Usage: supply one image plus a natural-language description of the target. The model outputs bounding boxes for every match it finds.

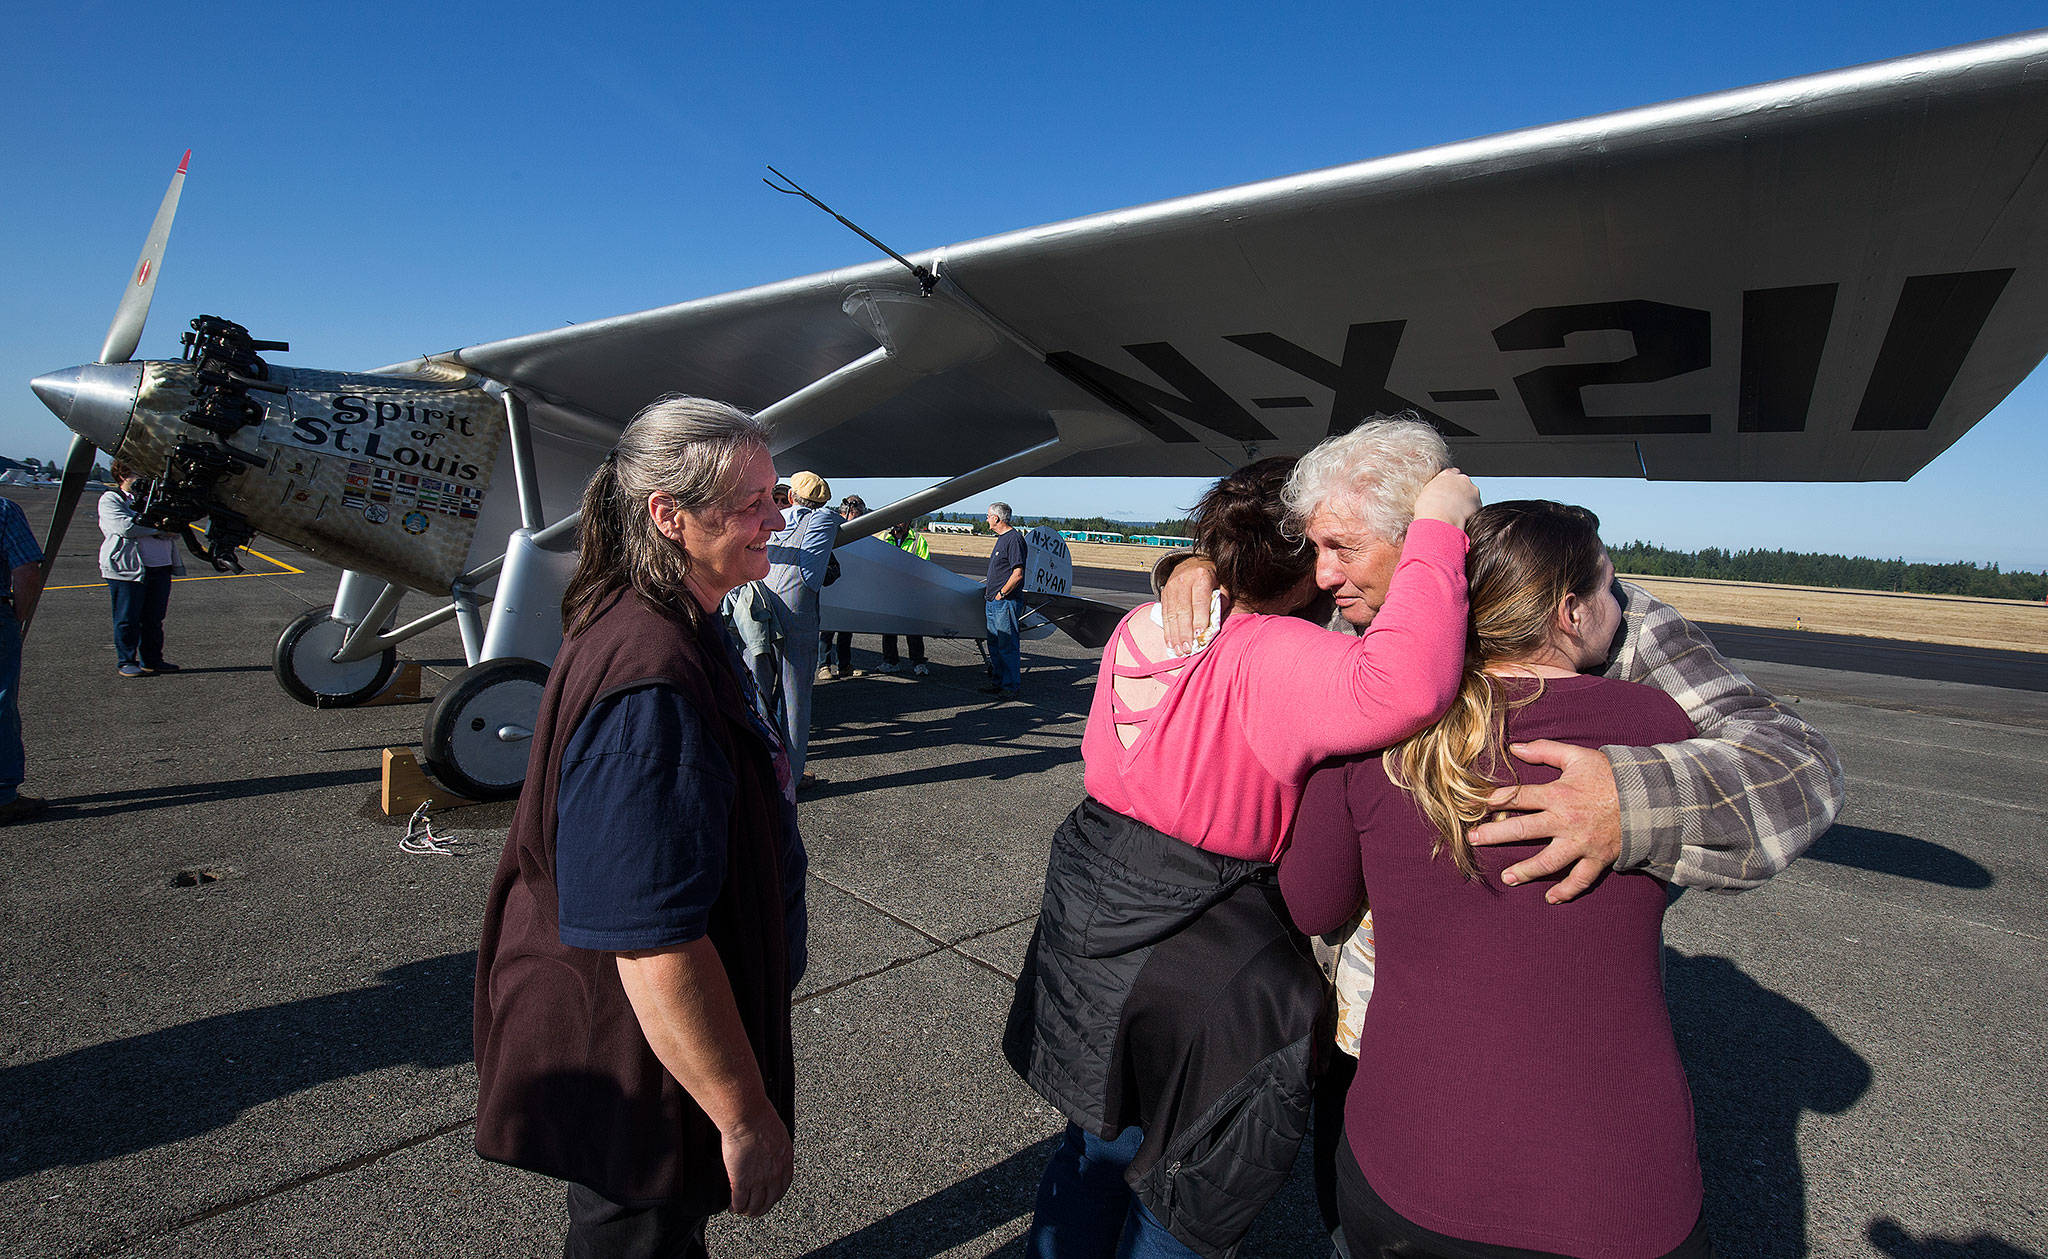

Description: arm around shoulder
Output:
[1239,519,1470,774]
[1330,518,1471,733]
[1606,586,1846,890]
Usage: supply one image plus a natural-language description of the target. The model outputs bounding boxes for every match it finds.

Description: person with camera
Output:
[99,461,184,678]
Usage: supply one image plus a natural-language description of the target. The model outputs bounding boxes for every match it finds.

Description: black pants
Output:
[1334,1136,1712,1259]
[564,1183,709,1259]
[1312,1048,1359,1239]
[881,634,925,664]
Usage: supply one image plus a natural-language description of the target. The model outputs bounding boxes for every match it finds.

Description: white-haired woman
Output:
[475,396,806,1257]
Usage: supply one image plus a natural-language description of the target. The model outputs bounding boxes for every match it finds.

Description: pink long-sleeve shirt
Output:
[1080,519,1469,861]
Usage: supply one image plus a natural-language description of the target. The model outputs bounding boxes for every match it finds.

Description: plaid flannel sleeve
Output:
[1603,583,1846,891]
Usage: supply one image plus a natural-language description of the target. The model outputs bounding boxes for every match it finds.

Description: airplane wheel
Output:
[422,657,549,801]
[273,606,400,709]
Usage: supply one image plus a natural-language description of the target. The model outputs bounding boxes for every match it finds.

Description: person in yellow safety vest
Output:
[878,520,931,676]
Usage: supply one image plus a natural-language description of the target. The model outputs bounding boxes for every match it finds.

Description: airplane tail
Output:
[1018,591,1127,651]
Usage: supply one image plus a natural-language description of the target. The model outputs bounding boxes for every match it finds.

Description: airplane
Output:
[27,28,2048,799]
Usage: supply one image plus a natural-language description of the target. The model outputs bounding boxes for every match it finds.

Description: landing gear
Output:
[422,657,549,801]
[273,606,399,708]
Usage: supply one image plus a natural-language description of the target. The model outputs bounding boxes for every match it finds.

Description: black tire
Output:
[273,606,400,709]
[421,657,550,801]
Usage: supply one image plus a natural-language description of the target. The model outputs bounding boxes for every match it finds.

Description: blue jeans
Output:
[1026,1124,1200,1259]
[0,607,21,805]
[776,622,821,778]
[108,566,174,668]
[986,597,1021,690]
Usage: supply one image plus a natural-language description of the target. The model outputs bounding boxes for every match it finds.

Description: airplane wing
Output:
[402,29,2048,483]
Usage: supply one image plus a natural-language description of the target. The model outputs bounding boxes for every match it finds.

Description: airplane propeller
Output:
[27,150,189,629]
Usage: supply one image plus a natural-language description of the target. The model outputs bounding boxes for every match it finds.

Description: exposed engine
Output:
[135,316,287,572]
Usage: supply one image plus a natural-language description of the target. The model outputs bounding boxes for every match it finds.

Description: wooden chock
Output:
[361,660,424,707]
[381,746,479,817]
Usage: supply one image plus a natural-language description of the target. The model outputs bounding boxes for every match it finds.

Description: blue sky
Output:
[5,2,2045,570]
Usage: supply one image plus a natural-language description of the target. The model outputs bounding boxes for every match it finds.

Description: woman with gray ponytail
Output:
[475,396,809,1256]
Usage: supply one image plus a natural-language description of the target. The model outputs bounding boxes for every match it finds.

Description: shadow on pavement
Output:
[1669,949,1872,1257]
[1803,824,1994,889]
[0,952,475,1181]
[38,766,382,820]
[803,681,1087,801]
[134,664,275,676]
[1869,1218,2045,1258]
[800,1137,1055,1258]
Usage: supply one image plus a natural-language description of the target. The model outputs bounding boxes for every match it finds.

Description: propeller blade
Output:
[34,436,99,612]
[97,149,189,365]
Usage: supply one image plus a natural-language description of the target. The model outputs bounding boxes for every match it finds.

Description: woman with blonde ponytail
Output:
[1281,500,1710,1259]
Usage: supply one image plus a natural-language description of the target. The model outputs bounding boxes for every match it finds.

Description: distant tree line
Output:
[928,511,1193,538]
[919,514,2042,599]
[1609,541,2046,601]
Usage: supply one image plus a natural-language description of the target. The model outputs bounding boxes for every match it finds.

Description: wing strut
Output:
[502,389,547,532]
[834,409,1131,545]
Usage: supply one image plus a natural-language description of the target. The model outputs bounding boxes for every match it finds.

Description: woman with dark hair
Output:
[1281,501,1709,1259]
[474,396,806,1258]
[1007,439,1479,1259]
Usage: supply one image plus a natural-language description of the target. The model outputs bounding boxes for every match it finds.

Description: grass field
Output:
[922,533,2048,655]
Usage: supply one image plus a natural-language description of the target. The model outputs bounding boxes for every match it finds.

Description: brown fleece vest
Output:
[473,590,793,1209]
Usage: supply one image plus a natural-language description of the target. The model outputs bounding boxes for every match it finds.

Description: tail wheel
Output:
[273,606,399,709]
[422,657,549,801]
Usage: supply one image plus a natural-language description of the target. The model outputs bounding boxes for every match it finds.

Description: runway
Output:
[930,551,2048,691]
[3,493,2043,1258]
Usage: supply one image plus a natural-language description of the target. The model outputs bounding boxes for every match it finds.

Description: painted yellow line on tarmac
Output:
[45,546,305,591]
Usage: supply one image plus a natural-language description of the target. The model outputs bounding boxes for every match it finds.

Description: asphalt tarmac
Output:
[3,492,2043,1257]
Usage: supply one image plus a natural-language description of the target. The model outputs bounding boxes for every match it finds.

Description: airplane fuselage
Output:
[34,354,504,593]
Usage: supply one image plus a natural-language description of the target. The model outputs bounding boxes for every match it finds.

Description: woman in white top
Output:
[97,461,185,677]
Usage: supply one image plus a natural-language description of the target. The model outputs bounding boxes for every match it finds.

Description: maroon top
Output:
[1282,674,1701,1259]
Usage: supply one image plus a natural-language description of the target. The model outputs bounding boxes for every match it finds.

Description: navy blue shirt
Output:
[554,683,807,983]
[986,528,1026,599]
